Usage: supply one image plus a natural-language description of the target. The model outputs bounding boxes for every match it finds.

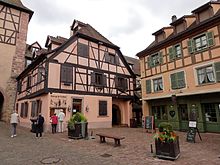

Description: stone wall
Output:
[1,11,29,122]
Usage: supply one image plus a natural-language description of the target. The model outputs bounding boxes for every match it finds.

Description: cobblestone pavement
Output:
[0,122,220,165]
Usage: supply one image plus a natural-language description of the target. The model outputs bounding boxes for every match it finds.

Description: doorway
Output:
[0,92,4,121]
[72,99,82,115]
[112,104,121,125]
[178,104,189,131]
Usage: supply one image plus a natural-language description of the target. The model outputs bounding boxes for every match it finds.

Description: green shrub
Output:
[67,112,87,130]
[158,122,173,132]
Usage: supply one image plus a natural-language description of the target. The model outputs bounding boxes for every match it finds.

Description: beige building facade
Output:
[16,20,136,131]
[138,1,220,133]
[0,0,33,121]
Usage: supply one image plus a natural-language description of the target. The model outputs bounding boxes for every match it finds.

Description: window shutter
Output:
[17,81,22,93]
[215,62,220,82]
[177,71,185,88]
[169,47,174,61]
[114,76,118,88]
[99,101,107,116]
[115,56,120,65]
[66,66,73,83]
[20,103,24,117]
[31,101,35,117]
[37,100,42,114]
[207,31,214,47]
[104,52,110,63]
[187,39,194,54]
[91,72,96,85]
[171,73,177,89]
[147,56,151,68]
[25,102,28,117]
[159,52,163,64]
[124,78,128,90]
[102,74,107,87]
[78,43,89,57]
[146,79,151,94]
[61,65,73,83]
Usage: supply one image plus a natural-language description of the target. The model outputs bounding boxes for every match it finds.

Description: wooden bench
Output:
[96,133,125,146]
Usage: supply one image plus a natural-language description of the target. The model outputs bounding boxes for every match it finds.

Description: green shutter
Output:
[159,52,163,64]
[177,71,185,88]
[187,39,194,54]
[215,62,220,82]
[170,73,177,89]
[146,79,151,94]
[169,47,174,61]
[207,31,214,47]
[147,56,151,68]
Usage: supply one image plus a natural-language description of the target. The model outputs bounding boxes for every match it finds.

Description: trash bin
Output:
[30,118,37,133]
[130,118,137,128]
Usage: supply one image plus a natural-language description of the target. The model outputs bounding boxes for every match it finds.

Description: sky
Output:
[22,0,209,58]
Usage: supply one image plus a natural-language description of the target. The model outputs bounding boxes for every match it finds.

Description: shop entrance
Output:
[112,104,121,125]
[202,103,220,132]
[72,99,82,115]
[0,92,4,121]
[178,104,189,131]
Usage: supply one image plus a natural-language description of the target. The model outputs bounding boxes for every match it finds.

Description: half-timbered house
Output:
[0,0,33,121]
[16,20,136,131]
[137,1,220,132]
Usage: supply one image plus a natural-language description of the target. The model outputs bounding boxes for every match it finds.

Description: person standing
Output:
[10,110,19,138]
[36,113,44,138]
[50,113,58,134]
[58,110,65,133]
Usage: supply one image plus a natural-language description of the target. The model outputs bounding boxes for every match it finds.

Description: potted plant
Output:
[154,122,180,160]
[67,112,88,139]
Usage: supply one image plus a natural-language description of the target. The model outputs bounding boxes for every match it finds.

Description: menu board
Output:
[145,116,154,129]
[186,127,196,143]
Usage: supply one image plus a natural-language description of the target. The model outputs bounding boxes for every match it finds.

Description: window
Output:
[197,66,215,84]
[61,64,73,84]
[26,76,31,89]
[115,76,128,91]
[99,101,107,116]
[178,104,188,121]
[91,72,107,87]
[25,59,32,67]
[202,103,217,122]
[20,102,28,118]
[148,52,163,68]
[169,44,182,61]
[152,105,167,120]
[37,67,45,83]
[104,52,120,65]
[188,31,214,53]
[17,80,22,93]
[78,43,89,57]
[170,71,185,89]
[153,77,163,92]
[146,79,151,94]
[31,100,42,118]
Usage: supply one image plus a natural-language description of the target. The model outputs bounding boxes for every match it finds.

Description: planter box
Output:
[68,122,88,139]
[155,136,180,160]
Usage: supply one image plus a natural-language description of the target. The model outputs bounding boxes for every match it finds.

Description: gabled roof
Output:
[0,0,33,20]
[124,56,140,76]
[71,20,118,48]
[192,1,220,13]
[17,20,136,79]
[170,15,195,26]
[45,36,68,48]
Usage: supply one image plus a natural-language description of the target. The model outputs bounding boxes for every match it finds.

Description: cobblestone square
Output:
[0,122,219,165]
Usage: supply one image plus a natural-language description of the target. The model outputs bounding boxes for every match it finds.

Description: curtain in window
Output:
[159,82,163,90]
[198,69,205,84]
[207,72,215,82]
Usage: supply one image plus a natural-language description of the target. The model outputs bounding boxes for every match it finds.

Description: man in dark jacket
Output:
[36,113,44,138]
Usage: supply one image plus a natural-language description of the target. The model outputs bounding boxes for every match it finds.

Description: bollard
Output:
[150,144,153,153]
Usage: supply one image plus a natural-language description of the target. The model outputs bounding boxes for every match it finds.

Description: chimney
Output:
[171,15,177,22]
